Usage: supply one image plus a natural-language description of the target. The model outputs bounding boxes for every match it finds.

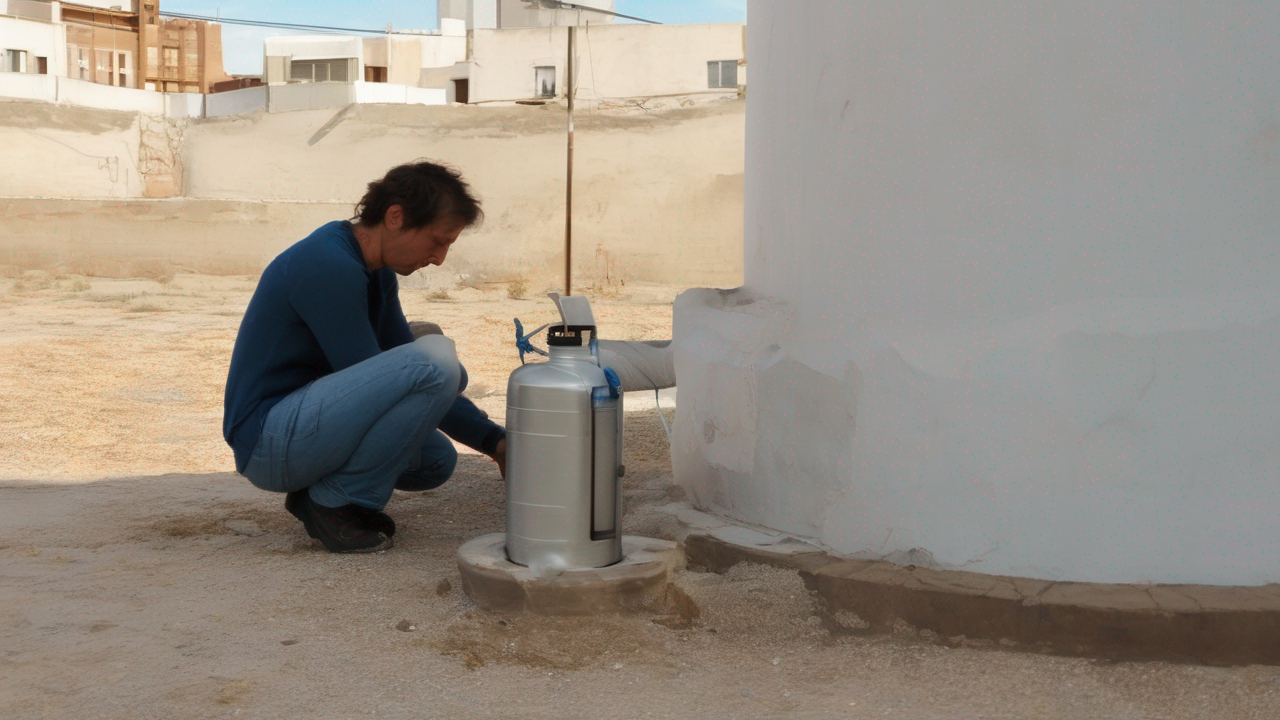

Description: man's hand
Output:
[487,438,507,481]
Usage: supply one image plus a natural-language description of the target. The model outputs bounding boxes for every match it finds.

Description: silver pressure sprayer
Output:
[505,294,624,571]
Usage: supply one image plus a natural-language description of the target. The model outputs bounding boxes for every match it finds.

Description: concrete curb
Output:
[671,515,1280,666]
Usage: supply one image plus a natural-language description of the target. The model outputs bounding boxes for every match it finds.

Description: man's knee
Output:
[394,442,458,492]
[405,334,462,396]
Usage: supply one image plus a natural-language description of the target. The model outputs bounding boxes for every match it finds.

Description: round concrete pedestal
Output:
[457,534,684,615]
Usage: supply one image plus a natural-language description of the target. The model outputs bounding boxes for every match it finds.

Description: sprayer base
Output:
[457,533,683,615]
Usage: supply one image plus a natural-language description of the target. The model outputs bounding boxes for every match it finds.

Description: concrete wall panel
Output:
[673,0,1280,586]
[205,86,266,117]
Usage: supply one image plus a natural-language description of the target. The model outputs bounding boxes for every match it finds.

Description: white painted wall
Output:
[205,85,266,117]
[497,0,614,28]
[386,36,423,86]
[57,75,163,113]
[470,0,497,30]
[468,23,744,104]
[0,69,54,101]
[266,81,353,113]
[1,0,55,22]
[353,81,445,106]
[0,104,142,198]
[163,91,203,119]
[421,32,466,69]
[673,0,1280,586]
[70,0,135,10]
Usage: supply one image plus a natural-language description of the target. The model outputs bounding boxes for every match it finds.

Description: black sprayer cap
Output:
[547,325,595,347]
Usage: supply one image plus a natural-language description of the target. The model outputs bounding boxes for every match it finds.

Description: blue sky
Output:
[163,1,747,75]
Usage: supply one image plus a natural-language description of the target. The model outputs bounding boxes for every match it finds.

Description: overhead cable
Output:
[540,1,662,25]
[158,10,418,35]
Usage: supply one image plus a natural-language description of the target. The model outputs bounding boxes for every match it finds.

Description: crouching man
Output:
[222,161,505,553]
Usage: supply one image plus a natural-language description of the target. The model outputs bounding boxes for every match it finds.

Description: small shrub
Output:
[428,290,451,301]
[128,259,175,284]
[507,277,528,300]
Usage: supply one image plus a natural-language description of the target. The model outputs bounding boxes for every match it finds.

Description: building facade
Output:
[1,0,65,77]
[0,1,226,92]
[438,0,616,30]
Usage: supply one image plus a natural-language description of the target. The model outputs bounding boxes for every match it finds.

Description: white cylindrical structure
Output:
[506,325,623,570]
[673,1,1280,585]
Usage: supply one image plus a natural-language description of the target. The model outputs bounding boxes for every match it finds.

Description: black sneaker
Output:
[286,490,395,537]
[353,506,396,538]
[285,490,393,553]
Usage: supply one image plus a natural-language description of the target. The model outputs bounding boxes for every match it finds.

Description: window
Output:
[72,47,89,80]
[708,60,738,89]
[95,49,113,85]
[534,66,556,98]
[163,46,179,76]
[118,53,127,87]
[3,49,27,74]
[35,56,47,75]
[290,59,351,83]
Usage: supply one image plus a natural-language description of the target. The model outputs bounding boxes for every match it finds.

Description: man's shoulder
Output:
[276,223,362,271]
[261,222,364,293]
[286,221,357,259]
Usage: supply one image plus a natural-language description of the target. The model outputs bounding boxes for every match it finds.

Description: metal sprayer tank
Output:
[504,296,624,570]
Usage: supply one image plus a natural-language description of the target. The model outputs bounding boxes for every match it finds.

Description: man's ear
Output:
[385,204,404,232]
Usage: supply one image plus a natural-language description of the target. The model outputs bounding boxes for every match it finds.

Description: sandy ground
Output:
[1,266,1279,719]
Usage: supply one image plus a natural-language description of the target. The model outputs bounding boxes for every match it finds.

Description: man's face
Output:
[383,206,466,276]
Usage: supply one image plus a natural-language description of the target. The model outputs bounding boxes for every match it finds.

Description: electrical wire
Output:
[157,10,421,36]
[543,1,661,25]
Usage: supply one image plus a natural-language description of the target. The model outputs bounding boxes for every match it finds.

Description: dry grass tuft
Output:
[126,301,167,313]
[64,256,126,278]
[87,293,139,306]
[10,274,54,293]
[507,277,528,300]
[126,259,175,284]
[428,289,451,301]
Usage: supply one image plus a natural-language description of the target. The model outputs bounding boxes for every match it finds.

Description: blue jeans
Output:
[243,335,464,510]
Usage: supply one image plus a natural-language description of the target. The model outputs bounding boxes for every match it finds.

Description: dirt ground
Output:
[1,266,1279,719]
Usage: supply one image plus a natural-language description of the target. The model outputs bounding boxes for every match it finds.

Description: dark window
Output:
[3,49,26,73]
[708,60,738,89]
[36,56,47,75]
[534,66,555,98]
[291,59,351,83]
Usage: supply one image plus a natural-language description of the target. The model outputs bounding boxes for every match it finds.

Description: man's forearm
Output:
[438,394,506,456]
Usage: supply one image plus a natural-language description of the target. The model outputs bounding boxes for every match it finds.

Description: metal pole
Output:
[565,24,575,296]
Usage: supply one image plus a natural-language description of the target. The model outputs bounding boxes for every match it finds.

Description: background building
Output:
[0,0,65,77]
[0,1,227,92]
[439,0,615,30]
[145,12,229,93]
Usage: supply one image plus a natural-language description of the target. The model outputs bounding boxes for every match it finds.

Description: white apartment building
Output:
[261,0,744,106]
[0,0,66,78]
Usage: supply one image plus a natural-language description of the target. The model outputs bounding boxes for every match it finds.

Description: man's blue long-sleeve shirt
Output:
[222,220,504,473]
